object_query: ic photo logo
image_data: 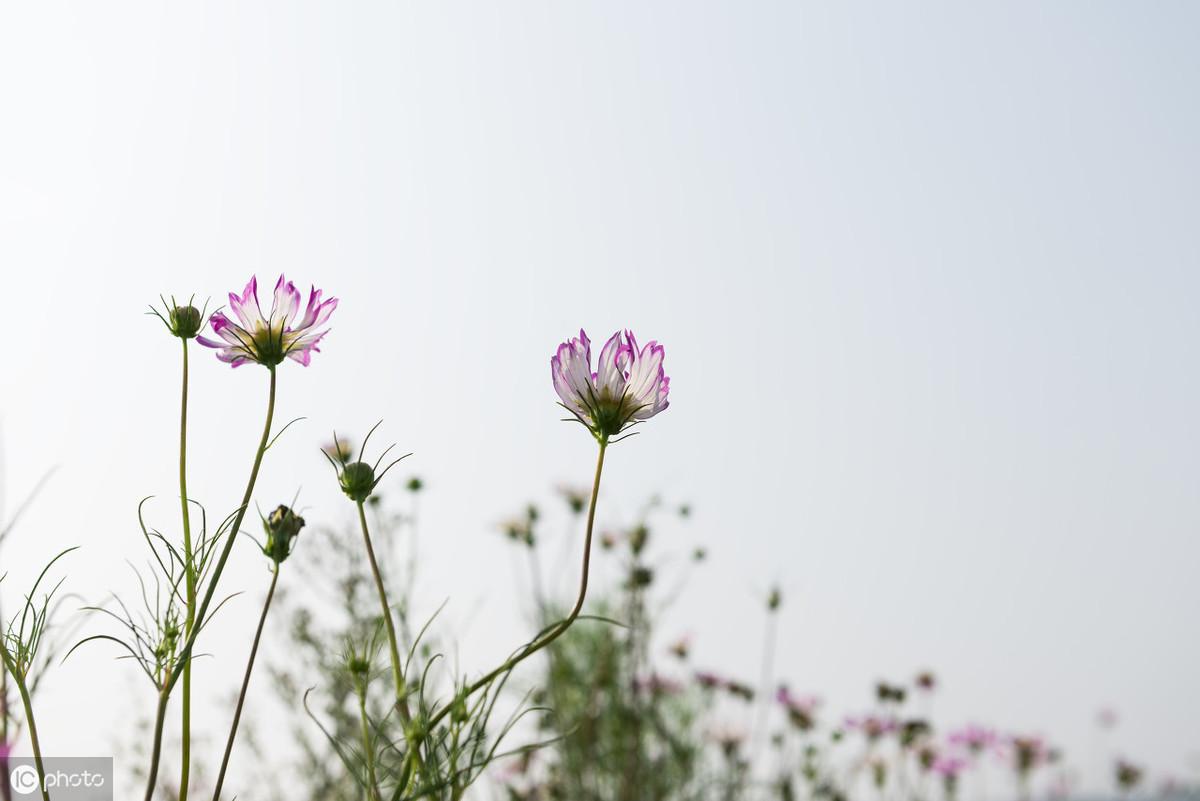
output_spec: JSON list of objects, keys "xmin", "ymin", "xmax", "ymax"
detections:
[
  {"xmin": 9, "ymin": 764, "xmax": 38, "ymax": 795},
  {"xmin": 8, "ymin": 759, "xmax": 111, "ymax": 799}
]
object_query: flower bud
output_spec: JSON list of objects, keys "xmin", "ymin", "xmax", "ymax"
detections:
[
  {"xmin": 339, "ymin": 461, "xmax": 377, "ymax": 502},
  {"xmin": 629, "ymin": 524, "xmax": 649, "ymax": 556},
  {"xmin": 263, "ymin": 505, "xmax": 305, "ymax": 564},
  {"xmin": 767, "ymin": 586, "xmax": 783, "ymax": 612},
  {"xmin": 169, "ymin": 305, "xmax": 204, "ymax": 339}
]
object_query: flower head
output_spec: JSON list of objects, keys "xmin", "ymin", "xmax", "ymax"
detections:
[
  {"xmin": 947, "ymin": 724, "xmax": 996, "ymax": 754},
  {"xmin": 776, "ymin": 686, "xmax": 820, "ymax": 731},
  {"xmin": 552, "ymin": 329, "xmax": 669, "ymax": 441},
  {"xmin": 323, "ymin": 423, "xmax": 411, "ymax": 504},
  {"xmin": 262, "ymin": 504, "xmax": 305, "ymax": 564},
  {"xmin": 199, "ymin": 275, "xmax": 337, "ymax": 367},
  {"xmin": 932, "ymin": 756, "xmax": 968, "ymax": 778},
  {"xmin": 149, "ymin": 295, "xmax": 209, "ymax": 339}
]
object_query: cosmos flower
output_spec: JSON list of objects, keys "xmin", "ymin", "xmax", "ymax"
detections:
[
  {"xmin": 199, "ymin": 275, "xmax": 337, "ymax": 367},
  {"xmin": 947, "ymin": 724, "xmax": 997, "ymax": 754},
  {"xmin": 551, "ymin": 329, "xmax": 669, "ymax": 440},
  {"xmin": 845, "ymin": 715, "xmax": 899, "ymax": 741},
  {"xmin": 776, "ymin": 686, "xmax": 820, "ymax": 731},
  {"xmin": 932, "ymin": 756, "xmax": 970, "ymax": 779}
]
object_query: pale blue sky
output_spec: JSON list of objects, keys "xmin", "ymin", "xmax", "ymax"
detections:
[{"xmin": 1, "ymin": 1, "xmax": 1198, "ymax": 796}]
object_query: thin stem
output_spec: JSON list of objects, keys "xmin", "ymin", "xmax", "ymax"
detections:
[
  {"xmin": 355, "ymin": 501, "xmax": 419, "ymax": 746},
  {"xmin": 14, "ymin": 677, "xmax": 48, "ymax": 801},
  {"xmin": 143, "ymin": 688, "xmax": 170, "ymax": 801},
  {"xmin": 144, "ymin": 366, "xmax": 278, "ymax": 800},
  {"xmin": 211, "ymin": 567, "xmax": 279, "ymax": 801},
  {"xmin": 427, "ymin": 436, "xmax": 608, "ymax": 732},
  {"xmin": 179, "ymin": 337, "xmax": 195, "ymax": 801},
  {"xmin": 751, "ymin": 607, "xmax": 779, "ymax": 769},
  {"xmin": 358, "ymin": 691, "xmax": 382, "ymax": 801},
  {"xmin": 0, "ymin": 655, "xmax": 48, "ymax": 801}
]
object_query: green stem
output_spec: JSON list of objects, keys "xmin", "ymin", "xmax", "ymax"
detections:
[
  {"xmin": 358, "ymin": 691, "xmax": 382, "ymax": 801},
  {"xmin": 143, "ymin": 687, "xmax": 170, "ymax": 801},
  {"xmin": 356, "ymin": 501, "xmax": 408, "ymax": 709},
  {"xmin": 179, "ymin": 337, "xmax": 196, "ymax": 801},
  {"xmin": 211, "ymin": 567, "xmax": 279, "ymax": 801},
  {"xmin": 426, "ymin": 437, "xmax": 608, "ymax": 732},
  {"xmin": 0, "ymin": 656, "xmax": 49, "ymax": 801},
  {"xmin": 143, "ymin": 366, "xmax": 278, "ymax": 801},
  {"xmin": 355, "ymin": 499, "xmax": 428, "ymax": 790}
]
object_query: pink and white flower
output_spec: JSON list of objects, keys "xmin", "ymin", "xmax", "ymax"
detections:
[
  {"xmin": 551, "ymin": 329, "xmax": 670, "ymax": 440},
  {"xmin": 199, "ymin": 275, "xmax": 337, "ymax": 368}
]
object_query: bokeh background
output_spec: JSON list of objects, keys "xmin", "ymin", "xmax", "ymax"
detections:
[{"xmin": 1, "ymin": 1, "xmax": 1198, "ymax": 796}]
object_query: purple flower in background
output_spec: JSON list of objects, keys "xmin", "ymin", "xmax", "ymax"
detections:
[
  {"xmin": 932, "ymin": 756, "xmax": 969, "ymax": 779},
  {"xmin": 777, "ymin": 686, "xmax": 820, "ymax": 731},
  {"xmin": 948, "ymin": 724, "xmax": 997, "ymax": 754},
  {"xmin": 551, "ymin": 329, "xmax": 670, "ymax": 441},
  {"xmin": 845, "ymin": 715, "xmax": 899, "ymax": 741},
  {"xmin": 695, "ymin": 671, "xmax": 724, "ymax": 689},
  {"xmin": 199, "ymin": 275, "xmax": 337, "ymax": 368}
]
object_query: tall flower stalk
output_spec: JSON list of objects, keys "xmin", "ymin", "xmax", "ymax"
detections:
[
  {"xmin": 142, "ymin": 365, "xmax": 277, "ymax": 801},
  {"xmin": 324, "ymin": 425, "xmax": 422, "ymax": 782},
  {"xmin": 151, "ymin": 298, "xmax": 206, "ymax": 801},
  {"xmin": 211, "ymin": 505, "xmax": 304, "ymax": 801},
  {"xmin": 423, "ymin": 327, "xmax": 670, "ymax": 733}
]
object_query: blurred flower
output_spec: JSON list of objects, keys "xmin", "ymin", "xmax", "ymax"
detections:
[
  {"xmin": 599, "ymin": 531, "xmax": 619, "ymax": 550},
  {"xmin": 933, "ymin": 755, "xmax": 969, "ymax": 797},
  {"xmin": 915, "ymin": 670, "xmax": 937, "ymax": 692},
  {"xmin": 767, "ymin": 585, "xmax": 783, "ymax": 612},
  {"xmin": 947, "ymin": 724, "xmax": 997, "ymax": 754},
  {"xmin": 1097, "ymin": 706, "xmax": 1119, "ymax": 730},
  {"xmin": 556, "ymin": 484, "xmax": 590, "ymax": 515},
  {"xmin": 933, "ymin": 755, "xmax": 969, "ymax": 779},
  {"xmin": 899, "ymin": 718, "xmax": 932, "ymax": 748},
  {"xmin": 845, "ymin": 715, "xmax": 899, "ymax": 741},
  {"xmin": 406, "ymin": 476, "xmax": 424, "ymax": 493},
  {"xmin": 500, "ymin": 516, "xmax": 536, "ymax": 548},
  {"xmin": 551, "ymin": 329, "xmax": 670, "ymax": 440},
  {"xmin": 875, "ymin": 681, "xmax": 907, "ymax": 704},
  {"xmin": 635, "ymin": 673, "xmax": 683, "ymax": 696},
  {"xmin": 669, "ymin": 635, "xmax": 691, "ymax": 660},
  {"xmin": 322, "ymin": 439, "xmax": 354, "ymax": 463},
  {"xmin": 695, "ymin": 671, "xmax": 724, "ymax": 690},
  {"xmin": 1009, "ymin": 735, "xmax": 1053, "ymax": 776},
  {"xmin": 777, "ymin": 686, "xmax": 820, "ymax": 731},
  {"xmin": 1115, "ymin": 758, "xmax": 1143, "ymax": 791},
  {"xmin": 725, "ymin": 680, "xmax": 756, "ymax": 702},
  {"xmin": 628, "ymin": 524, "xmax": 650, "ymax": 555},
  {"xmin": 199, "ymin": 275, "xmax": 337, "ymax": 367},
  {"xmin": 708, "ymin": 725, "xmax": 747, "ymax": 758}
]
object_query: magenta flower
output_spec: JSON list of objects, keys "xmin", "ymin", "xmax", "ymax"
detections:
[
  {"xmin": 932, "ymin": 756, "xmax": 969, "ymax": 779},
  {"xmin": 845, "ymin": 715, "xmax": 899, "ymax": 741},
  {"xmin": 551, "ymin": 329, "xmax": 670, "ymax": 441},
  {"xmin": 947, "ymin": 724, "xmax": 997, "ymax": 754},
  {"xmin": 198, "ymin": 275, "xmax": 337, "ymax": 368},
  {"xmin": 777, "ymin": 686, "xmax": 820, "ymax": 731}
]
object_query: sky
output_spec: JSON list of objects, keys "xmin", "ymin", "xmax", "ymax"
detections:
[{"xmin": 1, "ymin": 1, "xmax": 1198, "ymax": 797}]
